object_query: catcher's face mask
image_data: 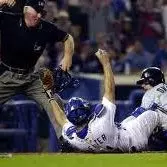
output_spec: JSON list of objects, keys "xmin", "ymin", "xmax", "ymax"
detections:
[{"xmin": 53, "ymin": 67, "xmax": 80, "ymax": 93}]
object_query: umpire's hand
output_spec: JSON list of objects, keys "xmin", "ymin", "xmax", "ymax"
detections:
[
  {"xmin": 0, "ymin": 0, "xmax": 16, "ymax": 7},
  {"xmin": 60, "ymin": 56, "xmax": 72, "ymax": 72}
]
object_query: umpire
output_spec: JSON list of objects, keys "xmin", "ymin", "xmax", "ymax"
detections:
[{"xmin": 0, "ymin": 0, "xmax": 74, "ymax": 128}]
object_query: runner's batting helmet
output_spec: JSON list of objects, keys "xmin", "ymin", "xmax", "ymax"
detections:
[{"xmin": 136, "ymin": 67, "xmax": 165, "ymax": 86}]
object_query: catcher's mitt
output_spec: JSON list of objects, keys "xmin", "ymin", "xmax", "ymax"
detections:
[{"xmin": 39, "ymin": 68, "xmax": 54, "ymax": 91}]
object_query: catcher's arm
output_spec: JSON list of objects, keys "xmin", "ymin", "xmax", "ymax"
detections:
[
  {"xmin": 95, "ymin": 49, "xmax": 115, "ymax": 103},
  {"xmin": 49, "ymin": 99, "xmax": 68, "ymax": 128},
  {"xmin": 39, "ymin": 68, "xmax": 68, "ymax": 128}
]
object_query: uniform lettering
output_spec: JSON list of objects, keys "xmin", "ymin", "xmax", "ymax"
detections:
[
  {"xmin": 101, "ymin": 134, "xmax": 107, "ymax": 141},
  {"xmin": 94, "ymin": 140, "xmax": 99, "ymax": 145},
  {"xmin": 93, "ymin": 134, "xmax": 107, "ymax": 145},
  {"xmin": 88, "ymin": 146, "xmax": 94, "ymax": 151},
  {"xmin": 97, "ymin": 137, "xmax": 103, "ymax": 144},
  {"xmin": 92, "ymin": 144, "xmax": 97, "ymax": 148},
  {"xmin": 86, "ymin": 138, "xmax": 97, "ymax": 148},
  {"xmin": 87, "ymin": 134, "xmax": 107, "ymax": 150},
  {"xmin": 157, "ymin": 85, "xmax": 167, "ymax": 93}
]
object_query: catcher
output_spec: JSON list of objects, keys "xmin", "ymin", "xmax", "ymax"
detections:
[{"xmin": 41, "ymin": 49, "xmax": 167, "ymax": 152}]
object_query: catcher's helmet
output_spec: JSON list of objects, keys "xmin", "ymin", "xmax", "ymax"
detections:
[
  {"xmin": 64, "ymin": 97, "xmax": 92, "ymax": 126},
  {"xmin": 136, "ymin": 67, "xmax": 165, "ymax": 86}
]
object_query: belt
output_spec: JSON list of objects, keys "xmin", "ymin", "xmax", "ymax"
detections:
[{"xmin": 0, "ymin": 62, "xmax": 34, "ymax": 75}]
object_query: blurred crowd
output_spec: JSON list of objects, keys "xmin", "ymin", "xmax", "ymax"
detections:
[{"xmin": 36, "ymin": 0, "xmax": 167, "ymax": 74}]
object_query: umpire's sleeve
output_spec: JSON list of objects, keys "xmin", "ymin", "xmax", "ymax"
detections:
[{"xmin": 49, "ymin": 23, "xmax": 69, "ymax": 43}]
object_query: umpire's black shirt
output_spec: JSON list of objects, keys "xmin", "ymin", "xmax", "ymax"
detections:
[{"xmin": 0, "ymin": 13, "xmax": 68, "ymax": 69}]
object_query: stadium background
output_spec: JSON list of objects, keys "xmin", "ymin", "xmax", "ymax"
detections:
[{"xmin": 0, "ymin": 0, "xmax": 167, "ymax": 154}]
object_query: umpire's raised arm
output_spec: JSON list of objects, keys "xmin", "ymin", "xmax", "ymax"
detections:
[{"xmin": 95, "ymin": 49, "xmax": 115, "ymax": 103}]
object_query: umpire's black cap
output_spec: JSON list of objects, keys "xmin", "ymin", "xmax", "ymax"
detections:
[{"xmin": 25, "ymin": 0, "xmax": 46, "ymax": 14}]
